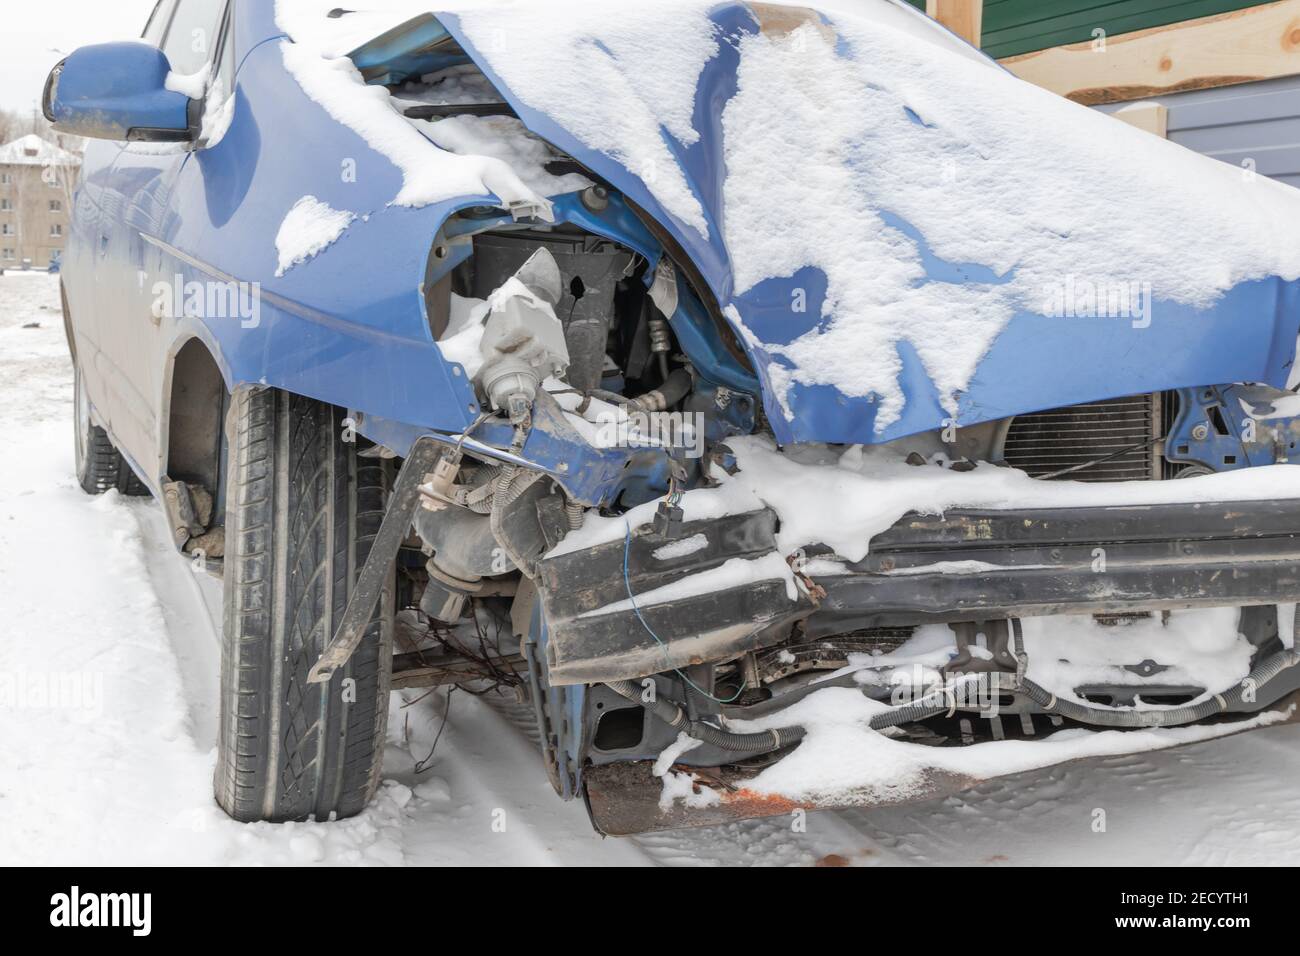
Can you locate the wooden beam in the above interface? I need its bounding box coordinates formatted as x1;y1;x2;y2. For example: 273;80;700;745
1001;0;1300;106
1111;101;1169;138
927;0;983;48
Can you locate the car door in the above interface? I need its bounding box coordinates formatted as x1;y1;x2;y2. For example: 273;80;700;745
65;0;175;458
94;0;230;479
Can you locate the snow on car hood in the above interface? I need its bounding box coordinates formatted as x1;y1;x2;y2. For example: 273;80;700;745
280;0;1300;445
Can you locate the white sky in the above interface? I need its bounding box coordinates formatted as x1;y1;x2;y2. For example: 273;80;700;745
0;0;160;113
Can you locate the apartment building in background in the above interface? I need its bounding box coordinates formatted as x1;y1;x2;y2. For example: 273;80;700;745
0;133;81;270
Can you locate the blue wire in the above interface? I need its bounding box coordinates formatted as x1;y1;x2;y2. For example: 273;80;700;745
623;519;745;705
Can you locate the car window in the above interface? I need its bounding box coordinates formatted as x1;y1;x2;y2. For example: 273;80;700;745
142;0;176;45
161;0;227;75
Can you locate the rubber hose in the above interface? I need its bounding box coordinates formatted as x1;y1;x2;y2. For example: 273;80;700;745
466;468;540;514
587;370;694;413
605;680;805;752
587;388;634;407
868;695;953;730
633;369;692;413
490;463;537;579
456;465;503;514
412;505;502;579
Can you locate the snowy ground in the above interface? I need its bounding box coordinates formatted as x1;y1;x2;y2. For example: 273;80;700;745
2;272;1299;866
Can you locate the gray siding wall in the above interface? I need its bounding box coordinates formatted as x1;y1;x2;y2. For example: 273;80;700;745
1097;75;1300;190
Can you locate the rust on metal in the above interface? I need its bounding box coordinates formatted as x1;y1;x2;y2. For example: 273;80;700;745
583;693;1300;836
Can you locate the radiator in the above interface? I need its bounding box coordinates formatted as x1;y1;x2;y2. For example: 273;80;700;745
1002;393;1163;482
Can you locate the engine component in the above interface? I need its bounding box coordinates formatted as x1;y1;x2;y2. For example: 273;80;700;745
475;248;570;422
647;315;671;348
414;504;502;579
646;259;679;380
647;258;679;321
420;560;482;624
470;231;633;394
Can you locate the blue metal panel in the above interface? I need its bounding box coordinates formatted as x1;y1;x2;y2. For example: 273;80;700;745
61;1;1300;502
147;38;492;440
1167;383;1300;471
71;34;685;496
234;0;287;56
438;5;1300;447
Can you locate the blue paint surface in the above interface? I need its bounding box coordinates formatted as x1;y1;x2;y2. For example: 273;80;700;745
60;1;1300;505
435;5;1300;446
47;42;191;141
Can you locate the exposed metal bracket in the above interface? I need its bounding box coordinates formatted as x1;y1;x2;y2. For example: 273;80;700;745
307;436;443;684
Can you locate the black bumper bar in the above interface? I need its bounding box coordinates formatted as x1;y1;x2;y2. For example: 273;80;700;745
536;499;1300;685
812;499;1300;634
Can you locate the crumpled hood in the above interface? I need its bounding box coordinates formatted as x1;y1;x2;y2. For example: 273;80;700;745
350;0;1300;444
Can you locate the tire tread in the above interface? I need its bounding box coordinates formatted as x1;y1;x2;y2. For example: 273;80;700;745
215;388;392;823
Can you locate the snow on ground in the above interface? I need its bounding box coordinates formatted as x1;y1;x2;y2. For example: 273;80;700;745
3;271;1299;865
730;687;1291;808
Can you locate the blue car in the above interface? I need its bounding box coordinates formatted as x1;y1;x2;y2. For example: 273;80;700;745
46;0;1300;833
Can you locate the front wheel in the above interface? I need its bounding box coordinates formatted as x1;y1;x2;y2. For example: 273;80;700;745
214;387;394;822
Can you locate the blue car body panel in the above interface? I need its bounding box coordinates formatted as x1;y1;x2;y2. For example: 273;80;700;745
431;4;1300;447
62;0;1300;504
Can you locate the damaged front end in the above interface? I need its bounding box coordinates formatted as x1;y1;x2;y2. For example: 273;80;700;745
302;3;1300;835
544;490;1300;834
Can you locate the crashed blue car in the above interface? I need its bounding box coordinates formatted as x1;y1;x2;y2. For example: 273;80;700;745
47;0;1300;833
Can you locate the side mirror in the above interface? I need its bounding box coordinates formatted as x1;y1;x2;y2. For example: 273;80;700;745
43;42;197;143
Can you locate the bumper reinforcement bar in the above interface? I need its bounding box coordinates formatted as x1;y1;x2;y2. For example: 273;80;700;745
537;499;1300;685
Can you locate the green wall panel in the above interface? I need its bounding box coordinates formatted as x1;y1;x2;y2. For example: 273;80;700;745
899;1;1270;59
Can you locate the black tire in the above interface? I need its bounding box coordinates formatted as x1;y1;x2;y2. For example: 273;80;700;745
73;363;150;497
215;387;394;823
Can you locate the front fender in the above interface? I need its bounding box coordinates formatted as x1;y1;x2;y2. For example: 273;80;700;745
159;38;489;433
